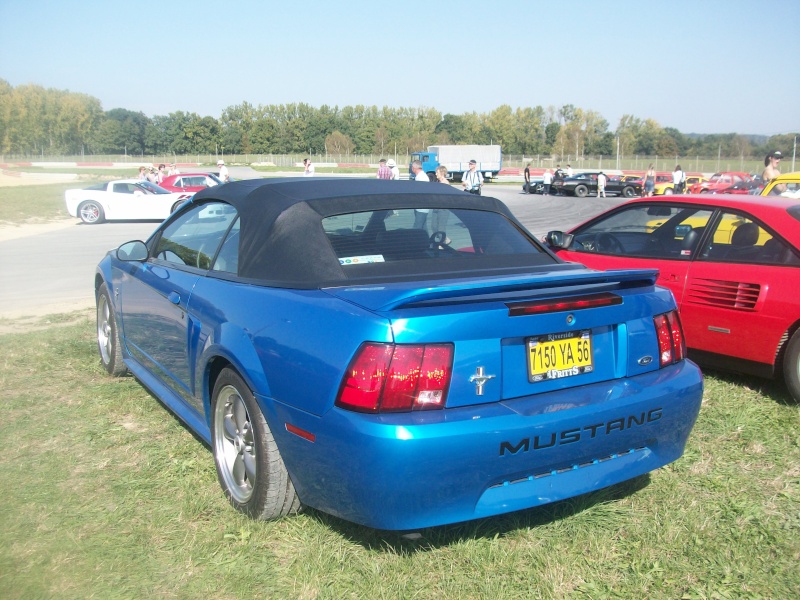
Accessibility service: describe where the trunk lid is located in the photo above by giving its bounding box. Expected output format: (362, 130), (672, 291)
(324, 268), (675, 408)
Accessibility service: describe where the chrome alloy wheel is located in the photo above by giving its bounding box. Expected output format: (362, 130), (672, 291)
(97, 293), (113, 365)
(213, 385), (257, 504)
(80, 202), (101, 223)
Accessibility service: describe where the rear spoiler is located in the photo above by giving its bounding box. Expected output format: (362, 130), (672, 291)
(324, 268), (659, 312)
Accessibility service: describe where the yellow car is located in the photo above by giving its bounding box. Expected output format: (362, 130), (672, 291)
(647, 210), (771, 245)
(761, 171), (800, 198)
(654, 175), (708, 195)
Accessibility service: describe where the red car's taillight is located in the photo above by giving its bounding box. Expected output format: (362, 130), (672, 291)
(654, 310), (686, 367)
(336, 343), (454, 413)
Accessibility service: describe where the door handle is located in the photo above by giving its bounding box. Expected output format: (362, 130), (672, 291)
(167, 291), (181, 305)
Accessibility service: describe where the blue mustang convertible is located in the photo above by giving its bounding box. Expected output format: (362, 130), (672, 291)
(95, 178), (703, 530)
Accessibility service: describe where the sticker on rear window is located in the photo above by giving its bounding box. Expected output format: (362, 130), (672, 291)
(339, 255), (386, 265)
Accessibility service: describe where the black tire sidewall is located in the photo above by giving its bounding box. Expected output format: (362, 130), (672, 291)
(211, 368), (298, 519)
(97, 283), (126, 376)
(783, 330), (800, 403)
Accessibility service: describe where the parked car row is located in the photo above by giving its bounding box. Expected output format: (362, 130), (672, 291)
(80, 169), (797, 531)
(64, 173), (226, 224)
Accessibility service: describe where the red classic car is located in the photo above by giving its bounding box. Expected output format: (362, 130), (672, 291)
(688, 172), (752, 194)
(545, 194), (800, 401)
(159, 172), (225, 193)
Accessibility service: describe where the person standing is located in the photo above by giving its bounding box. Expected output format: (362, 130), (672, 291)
(431, 165), (451, 243)
(597, 171), (607, 198)
(762, 151), (783, 187)
(523, 162), (532, 194)
(672, 164), (685, 194)
(411, 159), (428, 182)
(644, 164), (656, 197)
(217, 159), (230, 183)
(138, 166), (147, 180)
(376, 159), (392, 180)
(566, 164), (574, 178)
(461, 159), (483, 195)
(303, 158), (315, 177)
(411, 159), (430, 229)
(542, 169), (553, 195)
(387, 158), (400, 180)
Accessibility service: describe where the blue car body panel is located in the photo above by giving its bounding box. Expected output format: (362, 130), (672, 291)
(94, 178), (703, 530)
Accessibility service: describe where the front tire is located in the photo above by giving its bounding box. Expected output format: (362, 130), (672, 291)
(664, 188), (674, 195)
(79, 201), (105, 224)
(97, 283), (127, 376)
(782, 329), (800, 403)
(212, 368), (300, 519)
(622, 186), (636, 198)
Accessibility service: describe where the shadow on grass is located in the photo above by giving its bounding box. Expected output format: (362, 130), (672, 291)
(306, 474), (651, 553)
(133, 373), (657, 552)
(701, 367), (797, 406)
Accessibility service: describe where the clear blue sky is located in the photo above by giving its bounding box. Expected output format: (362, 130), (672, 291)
(1, 0), (798, 136)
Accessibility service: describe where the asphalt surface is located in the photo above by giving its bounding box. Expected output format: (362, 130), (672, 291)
(0, 179), (627, 318)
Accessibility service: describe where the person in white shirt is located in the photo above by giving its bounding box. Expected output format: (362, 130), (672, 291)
(410, 160), (430, 228)
(387, 158), (400, 180)
(542, 169), (553, 195)
(672, 165), (685, 194)
(217, 159), (230, 182)
(461, 160), (483, 195)
(597, 171), (607, 198)
(303, 158), (315, 176)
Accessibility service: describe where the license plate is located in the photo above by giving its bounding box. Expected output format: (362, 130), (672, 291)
(527, 330), (593, 382)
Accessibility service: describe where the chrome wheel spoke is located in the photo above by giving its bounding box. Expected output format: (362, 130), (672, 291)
(243, 448), (257, 482)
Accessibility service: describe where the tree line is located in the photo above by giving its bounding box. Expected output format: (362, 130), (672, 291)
(0, 79), (795, 160)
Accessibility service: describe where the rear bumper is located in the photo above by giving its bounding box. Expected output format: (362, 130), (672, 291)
(264, 360), (703, 530)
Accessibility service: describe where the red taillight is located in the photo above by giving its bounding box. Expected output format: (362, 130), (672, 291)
(654, 310), (686, 367)
(336, 343), (453, 413)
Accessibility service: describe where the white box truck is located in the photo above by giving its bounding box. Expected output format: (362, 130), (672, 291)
(410, 145), (502, 182)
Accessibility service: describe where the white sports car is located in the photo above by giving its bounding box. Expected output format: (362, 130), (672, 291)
(65, 179), (193, 224)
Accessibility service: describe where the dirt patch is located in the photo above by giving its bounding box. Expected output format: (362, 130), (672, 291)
(0, 308), (94, 335)
(0, 172), (77, 187)
(0, 218), (77, 242)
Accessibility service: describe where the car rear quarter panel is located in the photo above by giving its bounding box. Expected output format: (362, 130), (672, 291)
(187, 277), (393, 417)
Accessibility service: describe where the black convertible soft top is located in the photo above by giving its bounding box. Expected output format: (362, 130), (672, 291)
(190, 177), (541, 286)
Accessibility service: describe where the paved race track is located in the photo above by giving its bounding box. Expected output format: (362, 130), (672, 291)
(0, 182), (627, 318)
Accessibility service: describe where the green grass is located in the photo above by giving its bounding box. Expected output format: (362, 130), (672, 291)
(0, 315), (798, 598)
(0, 182), (78, 224)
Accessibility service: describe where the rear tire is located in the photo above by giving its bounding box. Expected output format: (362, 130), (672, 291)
(212, 368), (301, 519)
(96, 283), (127, 376)
(664, 188), (674, 195)
(171, 200), (186, 213)
(79, 201), (105, 224)
(782, 329), (800, 403)
(574, 185), (588, 198)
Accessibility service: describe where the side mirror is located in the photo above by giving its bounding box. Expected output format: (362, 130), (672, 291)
(117, 240), (148, 261)
(545, 231), (574, 248)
